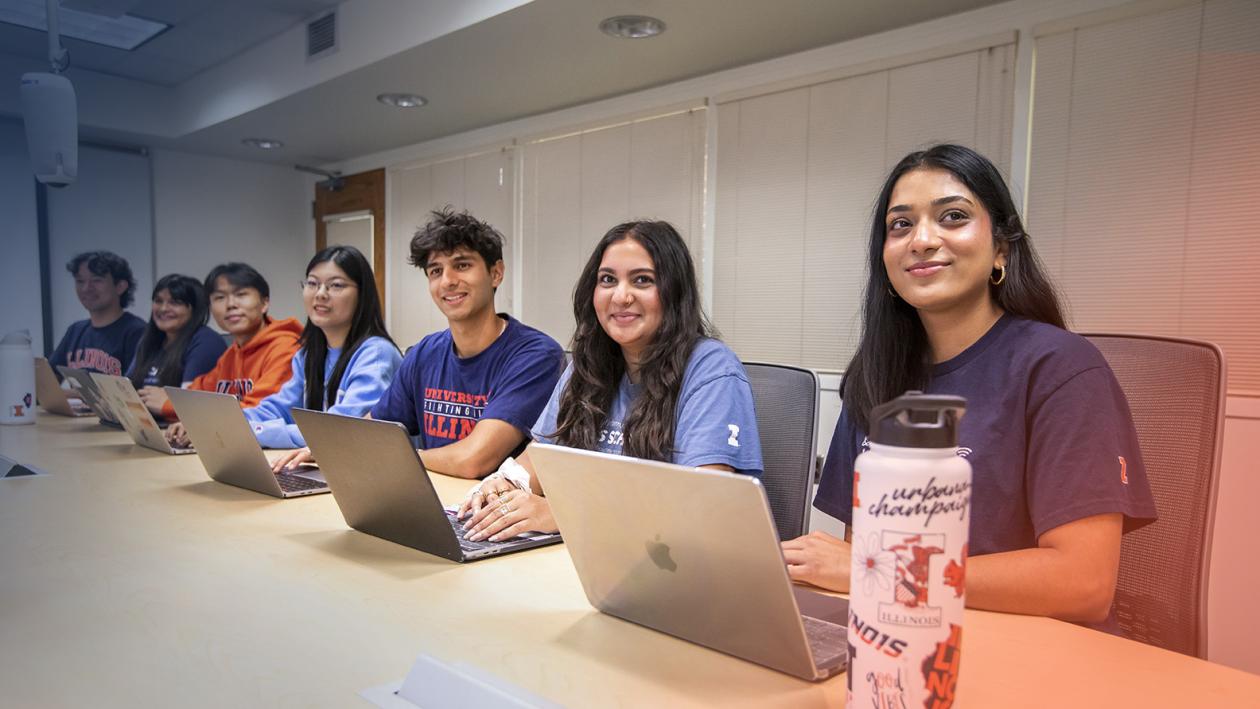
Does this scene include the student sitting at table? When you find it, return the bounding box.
[459,220,763,543]
[50,250,147,377]
[782,144,1156,626]
[130,274,226,419]
[245,245,401,449]
[274,208,565,478]
[162,263,303,447]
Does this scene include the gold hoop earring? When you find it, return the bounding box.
[886,285,898,298]
[990,265,1006,286]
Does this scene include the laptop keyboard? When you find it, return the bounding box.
[802,615,848,669]
[276,473,327,493]
[448,512,495,551]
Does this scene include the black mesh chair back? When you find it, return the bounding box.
[1083,333,1226,658]
[742,362,819,541]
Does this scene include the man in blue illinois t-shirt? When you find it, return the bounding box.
[371,208,564,479]
[49,251,147,377]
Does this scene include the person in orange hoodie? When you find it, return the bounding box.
[161,263,302,447]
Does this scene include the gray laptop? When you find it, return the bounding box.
[529,443,849,682]
[56,365,123,427]
[292,408,561,562]
[90,373,197,455]
[34,357,92,416]
[165,387,329,497]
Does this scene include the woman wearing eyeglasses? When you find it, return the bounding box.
[243,245,401,449]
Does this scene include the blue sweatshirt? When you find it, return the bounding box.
[243,336,401,448]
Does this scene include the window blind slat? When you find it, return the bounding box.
[521,110,706,347]
[1029,0,1260,393]
[1181,0,1260,393]
[714,46,1015,372]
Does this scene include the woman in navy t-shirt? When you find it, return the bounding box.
[131,274,226,419]
[460,220,763,542]
[784,144,1156,626]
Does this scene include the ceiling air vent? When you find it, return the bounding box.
[306,11,337,59]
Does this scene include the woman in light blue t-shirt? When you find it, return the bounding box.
[248,245,401,453]
[460,220,762,542]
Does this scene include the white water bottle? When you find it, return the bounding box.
[846,392,969,709]
[0,330,37,425]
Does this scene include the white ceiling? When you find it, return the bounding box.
[0,0,1009,166]
[0,0,338,85]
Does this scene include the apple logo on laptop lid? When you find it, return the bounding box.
[645,534,677,573]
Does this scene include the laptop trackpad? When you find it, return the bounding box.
[286,467,325,483]
[793,586,848,625]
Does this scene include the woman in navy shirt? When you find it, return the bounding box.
[785,144,1156,625]
[132,274,226,419]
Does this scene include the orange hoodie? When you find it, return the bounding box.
[160,317,303,420]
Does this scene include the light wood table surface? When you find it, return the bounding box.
[2,416,1258,708]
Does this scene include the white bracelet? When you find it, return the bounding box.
[495,457,532,491]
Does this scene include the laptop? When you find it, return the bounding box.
[56,365,124,428]
[34,357,92,416]
[89,373,197,455]
[291,408,561,562]
[165,387,329,498]
[529,443,849,682]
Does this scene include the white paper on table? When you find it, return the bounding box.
[359,653,563,709]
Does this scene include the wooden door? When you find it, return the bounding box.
[313,168,386,307]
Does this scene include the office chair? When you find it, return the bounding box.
[1083,333,1227,658]
[743,362,819,541]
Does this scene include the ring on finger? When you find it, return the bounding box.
[498,504,511,517]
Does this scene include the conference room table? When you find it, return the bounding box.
[2,416,1259,708]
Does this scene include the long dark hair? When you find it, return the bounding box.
[129,274,209,389]
[300,246,396,410]
[842,144,1065,432]
[553,221,713,461]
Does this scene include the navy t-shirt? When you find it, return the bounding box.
[134,325,228,387]
[371,315,564,456]
[49,312,147,377]
[815,314,1157,557]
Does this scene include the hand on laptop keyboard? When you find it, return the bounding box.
[271,447,316,473]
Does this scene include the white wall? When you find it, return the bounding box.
[46,146,153,339]
[151,149,313,324]
[0,121,43,351]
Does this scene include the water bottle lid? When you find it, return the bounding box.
[0,329,31,346]
[869,390,967,448]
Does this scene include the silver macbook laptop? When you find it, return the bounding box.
[90,374,197,455]
[56,365,123,427]
[34,357,92,417]
[292,408,561,562]
[529,443,849,682]
[165,388,329,498]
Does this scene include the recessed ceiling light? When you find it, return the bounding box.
[242,138,284,150]
[599,15,666,39]
[377,93,428,108]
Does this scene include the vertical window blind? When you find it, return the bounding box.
[386,148,515,348]
[520,108,706,347]
[712,44,1016,371]
[1028,0,1260,394]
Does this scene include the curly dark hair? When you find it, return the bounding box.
[66,251,136,308]
[408,207,505,282]
[552,220,714,462]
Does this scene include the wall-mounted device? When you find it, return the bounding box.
[21,0,78,188]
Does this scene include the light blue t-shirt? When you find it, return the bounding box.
[531,338,763,476]
[243,336,401,448]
